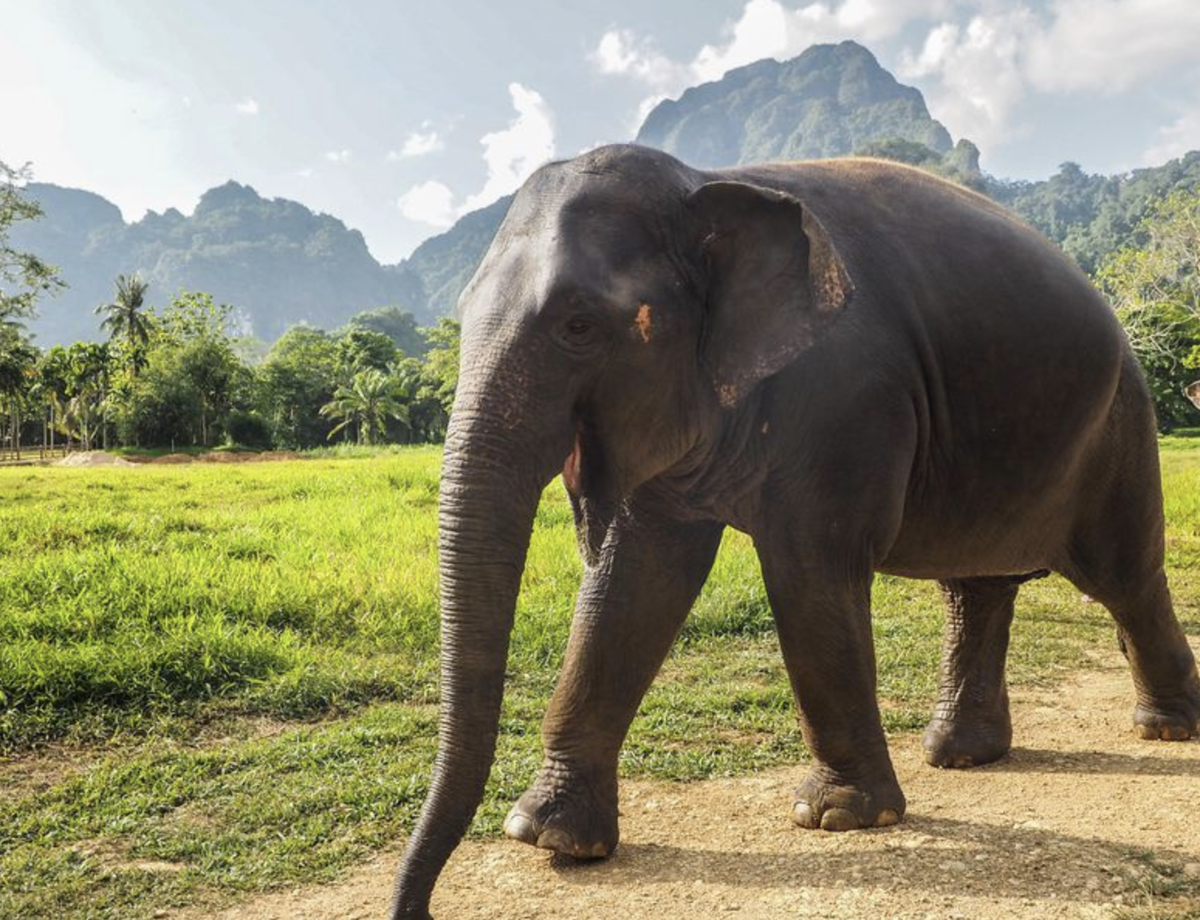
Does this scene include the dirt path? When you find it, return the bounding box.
[206,642,1200,920]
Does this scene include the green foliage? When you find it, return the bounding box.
[223,409,273,449]
[0,161,64,328]
[1096,189,1200,430]
[256,325,341,449]
[319,368,410,445]
[854,136,986,190]
[94,273,151,364]
[341,305,428,358]
[335,327,398,376]
[993,152,1200,274]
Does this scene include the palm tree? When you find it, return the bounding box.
[95,273,152,373]
[319,368,409,446]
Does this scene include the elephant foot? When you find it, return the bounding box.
[922,709,1012,768]
[791,769,905,831]
[503,763,618,860]
[1133,691,1200,741]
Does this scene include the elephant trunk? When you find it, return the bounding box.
[390,365,554,918]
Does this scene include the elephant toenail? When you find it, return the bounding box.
[792,803,817,828]
[503,812,536,844]
[875,809,901,827]
[536,828,573,854]
[819,807,860,831]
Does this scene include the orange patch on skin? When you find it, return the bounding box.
[635,304,653,343]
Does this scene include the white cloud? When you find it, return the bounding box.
[1143,108,1200,165]
[591,29,689,88]
[389,126,445,160]
[1024,0,1200,94]
[395,83,556,230]
[898,9,1039,150]
[235,97,259,116]
[590,0,962,136]
[692,0,796,82]
[459,82,555,213]
[895,0,1200,154]
[397,180,456,228]
[324,149,352,163]
[593,1,960,94]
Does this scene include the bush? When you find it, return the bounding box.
[224,410,273,449]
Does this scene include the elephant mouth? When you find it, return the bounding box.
[563,425,583,496]
[562,418,617,565]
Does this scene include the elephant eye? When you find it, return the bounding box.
[560,315,600,350]
[566,318,592,337]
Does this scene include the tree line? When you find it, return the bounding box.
[2,162,459,455]
[3,158,1200,450]
[2,285,459,455]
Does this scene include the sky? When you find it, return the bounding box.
[3,0,1200,264]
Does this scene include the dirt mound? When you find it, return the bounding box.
[144,451,304,465]
[54,451,136,468]
[200,640,1200,920]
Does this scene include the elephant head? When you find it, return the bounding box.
[390,144,851,918]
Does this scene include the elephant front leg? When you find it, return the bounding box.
[759,548,905,831]
[923,576,1023,768]
[504,501,724,859]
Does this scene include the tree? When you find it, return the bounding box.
[61,342,110,450]
[95,273,153,372]
[0,327,38,457]
[33,345,71,453]
[336,327,398,377]
[256,325,341,448]
[0,161,64,328]
[1096,188,1200,429]
[319,368,409,446]
[420,317,460,419]
[343,306,429,358]
[116,291,248,448]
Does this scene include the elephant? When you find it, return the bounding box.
[390,143,1200,918]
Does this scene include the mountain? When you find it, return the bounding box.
[400,195,513,320]
[636,41,964,169]
[372,41,979,328]
[26,40,1186,347]
[16,181,428,345]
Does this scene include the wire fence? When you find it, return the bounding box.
[0,443,72,465]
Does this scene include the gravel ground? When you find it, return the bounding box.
[200,640,1200,920]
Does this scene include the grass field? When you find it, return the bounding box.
[2,442,1199,918]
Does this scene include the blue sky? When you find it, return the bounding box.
[4,0,1199,263]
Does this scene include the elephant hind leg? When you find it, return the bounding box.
[923,575,1028,768]
[1057,431,1200,740]
[1061,559,1200,740]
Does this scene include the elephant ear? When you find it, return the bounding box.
[688,180,854,407]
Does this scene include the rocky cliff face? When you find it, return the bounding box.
[636,41,955,168]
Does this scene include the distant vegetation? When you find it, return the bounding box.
[6,40,1200,438]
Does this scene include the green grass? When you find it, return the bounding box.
[1,444,1198,918]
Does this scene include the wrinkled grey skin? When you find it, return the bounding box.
[390,144,1200,918]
